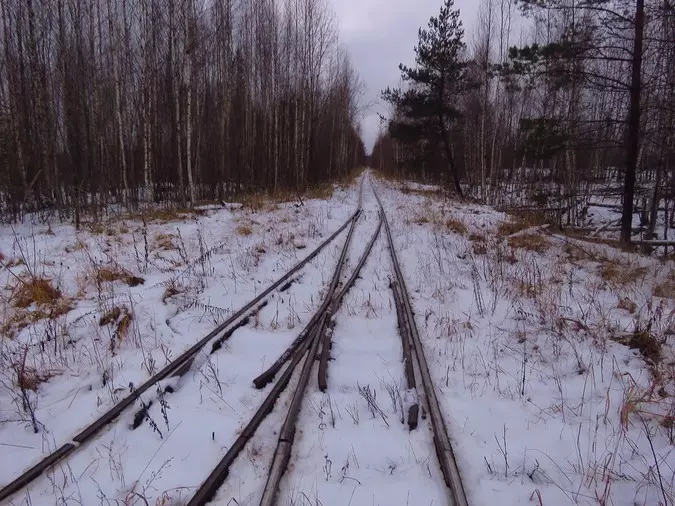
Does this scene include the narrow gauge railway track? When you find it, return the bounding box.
[186,176,468,506]
[2,176,470,506]
[372,179,469,506]
[0,180,365,504]
[187,194,382,505]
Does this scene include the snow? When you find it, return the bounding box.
[0,173,673,505]
[378,179,675,505]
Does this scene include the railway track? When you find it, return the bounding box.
[0,180,365,504]
[186,176,467,505]
[373,178,468,506]
[2,174,469,506]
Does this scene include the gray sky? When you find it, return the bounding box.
[330,0,479,153]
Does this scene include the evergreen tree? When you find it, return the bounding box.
[382,0,473,197]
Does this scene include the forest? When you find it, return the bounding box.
[373,0,674,245]
[0,0,366,223]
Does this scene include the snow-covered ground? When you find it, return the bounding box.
[0,186,357,504]
[379,178,675,505]
[0,173,673,505]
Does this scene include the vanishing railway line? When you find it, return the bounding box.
[1,175,468,506]
[0,180,365,503]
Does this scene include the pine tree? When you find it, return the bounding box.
[382,0,472,197]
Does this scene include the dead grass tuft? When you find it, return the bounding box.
[497,220,530,237]
[155,233,177,250]
[95,266,145,287]
[3,279,73,338]
[87,222,106,234]
[306,182,335,200]
[99,305,133,340]
[497,212,549,238]
[507,234,550,253]
[470,234,488,255]
[654,280,675,298]
[617,297,638,314]
[236,225,253,236]
[1,299,73,339]
[13,358,57,391]
[415,216,430,225]
[65,240,86,253]
[99,307,122,326]
[446,218,468,236]
[517,281,544,298]
[620,374,673,434]
[400,186,443,198]
[599,261,647,287]
[118,310,133,339]
[130,207,205,223]
[242,193,267,211]
[613,330,662,364]
[162,283,182,303]
[11,277,61,308]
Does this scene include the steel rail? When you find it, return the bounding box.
[252,176,366,389]
[187,187,368,506]
[259,215,383,506]
[0,204,361,504]
[390,279,420,429]
[371,178,469,506]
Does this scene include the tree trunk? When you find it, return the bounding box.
[621,0,645,245]
[438,115,463,198]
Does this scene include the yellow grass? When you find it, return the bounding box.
[507,233,550,253]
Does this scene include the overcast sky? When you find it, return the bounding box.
[329,0,479,153]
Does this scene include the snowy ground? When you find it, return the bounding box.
[1,173,674,505]
[379,178,675,505]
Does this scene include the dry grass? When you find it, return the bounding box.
[562,242,599,264]
[11,277,62,308]
[497,219,531,237]
[507,233,550,253]
[131,207,205,222]
[95,266,145,287]
[12,349,58,391]
[401,186,443,198]
[306,182,335,200]
[239,180,338,211]
[162,283,182,303]
[559,228,627,251]
[1,299,73,339]
[3,277,73,338]
[335,167,365,189]
[99,306,133,340]
[65,239,86,253]
[236,224,253,236]
[517,281,544,298]
[599,260,648,287]
[446,218,468,236]
[99,306,122,326]
[497,212,550,238]
[617,297,638,314]
[620,374,673,435]
[0,252,23,268]
[415,216,430,225]
[155,233,177,250]
[654,280,675,298]
[241,193,268,211]
[470,234,489,255]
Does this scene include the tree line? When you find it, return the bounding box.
[0,0,366,223]
[373,0,675,245]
